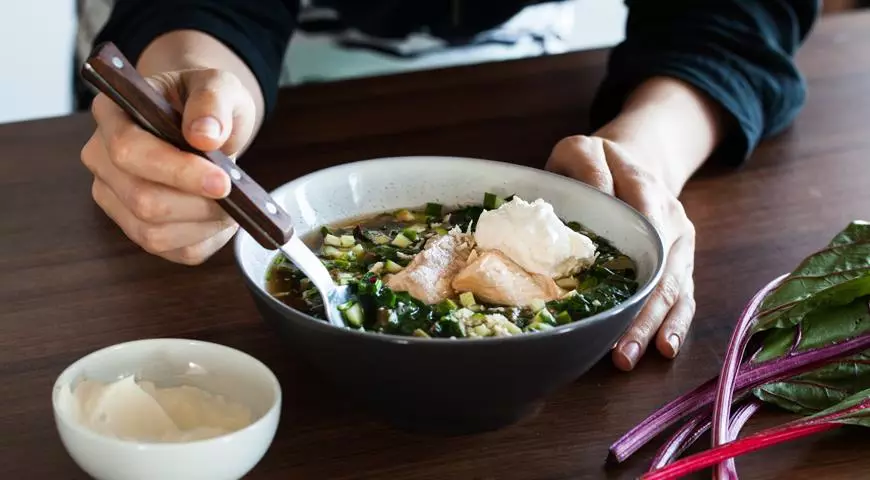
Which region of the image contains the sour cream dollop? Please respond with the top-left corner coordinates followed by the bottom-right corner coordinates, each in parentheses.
top-left (473, 196), bottom-right (596, 278)
top-left (57, 375), bottom-right (253, 442)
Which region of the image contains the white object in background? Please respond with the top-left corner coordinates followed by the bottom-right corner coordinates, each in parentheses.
top-left (0, 0), bottom-right (77, 124)
top-left (280, 0), bottom-right (628, 86)
top-left (52, 338), bottom-right (282, 480)
top-left (568, 0), bottom-right (627, 50)
top-left (280, 1), bottom-right (579, 86)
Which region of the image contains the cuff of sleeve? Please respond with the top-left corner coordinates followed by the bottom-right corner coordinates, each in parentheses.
top-left (95, 8), bottom-right (280, 117)
top-left (590, 49), bottom-right (765, 166)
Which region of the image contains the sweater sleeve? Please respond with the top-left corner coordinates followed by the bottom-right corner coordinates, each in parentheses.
top-left (590, 0), bottom-right (820, 164)
top-left (94, 0), bottom-right (299, 117)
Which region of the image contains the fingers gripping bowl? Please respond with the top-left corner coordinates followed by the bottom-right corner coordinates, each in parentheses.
top-left (234, 157), bottom-right (665, 432)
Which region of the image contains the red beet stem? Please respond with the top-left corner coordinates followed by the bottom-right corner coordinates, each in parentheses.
top-left (643, 397), bottom-right (870, 480)
top-left (728, 400), bottom-right (762, 441)
top-left (640, 423), bottom-right (839, 480)
top-left (608, 332), bottom-right (870, 463)
top-left (711, 274), bottom-right (787, 479)
top-left (650, 411), bottom-right (711, 470)
top-left (650, 399), bottom-right (762, 470)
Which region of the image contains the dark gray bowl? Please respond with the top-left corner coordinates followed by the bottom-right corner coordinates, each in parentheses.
top-left (234, 157), bottom-right (664, 433)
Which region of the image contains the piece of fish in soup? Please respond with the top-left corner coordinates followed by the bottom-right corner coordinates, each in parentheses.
top-left (451, 250), bottom-right (564, 307)
top-left (386, 229), bottom-right (474, 304)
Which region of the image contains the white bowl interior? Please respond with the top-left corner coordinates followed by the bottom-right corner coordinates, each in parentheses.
top-left (237, 156), bottom-right (663, 313)
top-left (51, 339), bottom-right (282, 480)
top-left (53, 339), bottom-right (280, 430)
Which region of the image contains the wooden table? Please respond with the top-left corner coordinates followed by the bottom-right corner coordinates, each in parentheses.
top-left (2, 11), bottom-right (869, 480)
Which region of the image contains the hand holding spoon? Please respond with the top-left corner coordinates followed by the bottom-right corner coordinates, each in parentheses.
top-left (81, 42), bottom-right (351, 328)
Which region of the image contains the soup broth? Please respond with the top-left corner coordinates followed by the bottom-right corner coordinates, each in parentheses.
top-left (265, 193), bottom-right (638, 338)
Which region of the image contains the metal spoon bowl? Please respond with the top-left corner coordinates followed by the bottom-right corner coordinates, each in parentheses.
top-left (281, 236), bottom-right (352, 327)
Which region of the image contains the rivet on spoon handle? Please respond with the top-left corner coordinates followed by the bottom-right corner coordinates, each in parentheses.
top-left (80, 41), bottom-right (294, 249)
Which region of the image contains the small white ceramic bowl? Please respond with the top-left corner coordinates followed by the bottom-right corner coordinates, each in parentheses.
top-left (51, 338), bottom-right (282, 480)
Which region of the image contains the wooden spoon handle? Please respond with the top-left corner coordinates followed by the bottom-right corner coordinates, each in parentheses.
top-left (81, 41), bottom-right (293, 249)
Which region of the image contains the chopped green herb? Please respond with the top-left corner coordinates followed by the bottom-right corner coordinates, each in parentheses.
top-left (265, 194), bottom-right (638, 338)
top-left (425, 202), bottom-right (443, 217)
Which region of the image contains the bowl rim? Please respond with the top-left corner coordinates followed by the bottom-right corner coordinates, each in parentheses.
top-left (233, 155), bottom-right (666, 345)
top-left (51, 338), bottom-right (282, 448)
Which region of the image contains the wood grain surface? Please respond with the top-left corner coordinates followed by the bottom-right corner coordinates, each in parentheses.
top-left (1, 11), bottom-right (869, 480)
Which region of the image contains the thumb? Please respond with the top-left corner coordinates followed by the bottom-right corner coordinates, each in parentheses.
top-left (546, 135), bottom-right (615, 196)
top-left (179, 69), bottom-right (256, 155)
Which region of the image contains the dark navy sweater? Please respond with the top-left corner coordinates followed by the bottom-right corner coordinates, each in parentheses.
top-left (93, 0), bottom-right (820, 161)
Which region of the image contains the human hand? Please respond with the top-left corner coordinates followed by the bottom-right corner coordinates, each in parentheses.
top-left (546, 135), bottom-right (697, 371)
top-left (81, 68), bottom-right (257, 265)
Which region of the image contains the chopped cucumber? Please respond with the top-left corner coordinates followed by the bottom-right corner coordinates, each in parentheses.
top-left (339, 235), bottom-right (356, 247)
top-left (472, 324), bottom-right (491, 337)
top-left (555, 311), bottom-right (572, 325)
top-left (371, 231), bottom-right (391, 245)
top-left (459, 292), bottom-right (476, 307)
top-left (483, 192), bottom-right (505, 210)
top-left (526, 322), bottom-right (555, 333)
top-left (385, 260), bottom-right (403, 273)
top-left (435, 298), bottom-right (459, 315)
top-left (561, 289), bottom-right (580, 300)
top-left (408, 223), bottom-right (428, 233)
top-left (322, 245), bottom-right (343, 258)
top-left (391, 233), bottom-right (413, 248)
top-left (506, 323), bottom-right (523, 335)
top-left (336, 272), bottom-right (356, 285)
top-left (412, 329), bottom-right (431, 338)
top-left (529, 298), bottom-right (546, 313)
top-left (350, 244), bottom-right (365, 257)
top-left (425, 202), bottom-right (443, 217)
top-left (401, 228), bottom-right (418, 241)
top-left (394, 209), bottom-right (416, 222)
top-left (323, 233), bottom-right (342, 247)
top-left (533, 308), bottom-right (557, 326)
top-left (320, 226), bottom-right (333, 236)
top-left (556, 276), bottom-right (579, 289)
top-left (337, 300), bottom-right (355, 311)
top-left (342, 302), bottom-right (365, 328)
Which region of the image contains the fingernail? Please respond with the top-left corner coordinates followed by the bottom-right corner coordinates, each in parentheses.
top-left (203, 172), bottom-right (229, 197)
top-left (190, 116), bottom-right (222, 140)
top-left (618, 341), bottom-right (640, 370)
top-left (667, 334), bottom-right (682, 358)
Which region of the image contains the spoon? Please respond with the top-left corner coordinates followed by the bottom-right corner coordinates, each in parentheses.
top-left (81, 42), bottom-right (351, 328)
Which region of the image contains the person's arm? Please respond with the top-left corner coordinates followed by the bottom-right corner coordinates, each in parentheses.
top-left (594, 76), bottom-right (729, 196)
top-left (548, 1), bottom-right (819, 371)
top-left (591, 0), bottom-right (820, 188)
top-left (93, 0), bottom-right (300, 131)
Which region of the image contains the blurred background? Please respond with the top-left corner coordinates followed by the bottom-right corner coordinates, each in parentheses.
top-left (0, 0), bottom-right (865, 125)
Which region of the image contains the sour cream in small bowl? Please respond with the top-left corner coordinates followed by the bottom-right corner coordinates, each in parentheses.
top-left (51, 338), bottom-right (282, 480)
